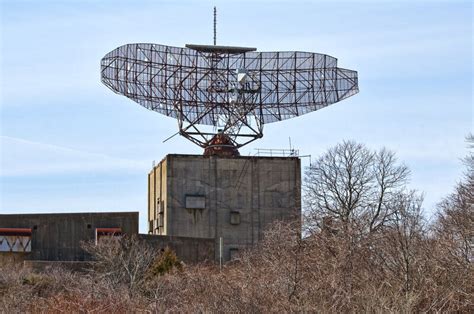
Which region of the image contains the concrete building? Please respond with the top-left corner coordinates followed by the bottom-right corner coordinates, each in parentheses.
top-left (1, 154), bottom-right (301, 265)
top-left (148, 154), bottom-right (301, 261)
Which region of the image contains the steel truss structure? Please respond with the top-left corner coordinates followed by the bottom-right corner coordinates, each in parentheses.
top-left (101, 43), bottom-right (358, 153)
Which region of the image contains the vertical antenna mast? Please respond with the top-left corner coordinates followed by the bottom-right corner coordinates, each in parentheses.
top-left (213, 7), bottom-right (217, 45)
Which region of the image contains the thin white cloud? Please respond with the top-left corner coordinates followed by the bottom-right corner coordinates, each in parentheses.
top-left (0, 136), bottom-right (149, 176)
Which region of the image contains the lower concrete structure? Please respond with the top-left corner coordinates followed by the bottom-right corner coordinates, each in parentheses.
top-left (0, 212), bottom-right (214, 265)
top-left (148, 154), bottom-right (301, 261)
top-left (0, 212), bottom-right (138, 262)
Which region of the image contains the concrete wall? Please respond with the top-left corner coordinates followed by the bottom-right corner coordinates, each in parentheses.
top-left (138, 234), bottom-right (214, 263)
top-left (148, 156), bottom-right (168, 235)
top-left (148, 154), bottom-right (301, 261)
top-left (0, 212), bottom-right (138, 261)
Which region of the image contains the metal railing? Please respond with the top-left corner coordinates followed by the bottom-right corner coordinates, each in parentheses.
top-left (254, 148), bottom-right (299, 157)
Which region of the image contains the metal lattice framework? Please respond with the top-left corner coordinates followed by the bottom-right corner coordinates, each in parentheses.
top-left (101, 43), bottom-right (358, 152)
top-left (0, 228), bottom-right (32, 252)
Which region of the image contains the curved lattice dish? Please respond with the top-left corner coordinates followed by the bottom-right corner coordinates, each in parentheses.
top-left (101, 43), bottom-right (358, 154)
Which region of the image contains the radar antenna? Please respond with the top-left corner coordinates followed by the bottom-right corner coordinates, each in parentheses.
top-left (100, 13), bottom-right (359, 156)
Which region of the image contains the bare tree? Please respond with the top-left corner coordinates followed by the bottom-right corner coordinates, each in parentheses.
top-left (371, 191), bottom-right (427, 311)
top-left (463, 133), bottom-right (474, 199)
top-left (434, 134), bottom-right (473, 265)
top-left (304, 140), bottom-right (410, 236)
top-left (302, 141), bottom-right (415, 310)
top-left (423, 134), bottom-right (474, 311)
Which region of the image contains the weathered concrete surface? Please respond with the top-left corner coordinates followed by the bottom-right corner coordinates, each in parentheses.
top-left (139, 234), bottom-right (214, 263)
top-left (148, 154), bottom-right (301, 261)
top-left (0, 212), bottom-right (138, 261)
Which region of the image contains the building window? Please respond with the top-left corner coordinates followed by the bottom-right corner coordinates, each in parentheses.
top-left (230, 211), bottom-right (241, 225)
top-left (95, 228), bottom-right (122, 245)
top-left (0, 228), bottom-right (32, 252)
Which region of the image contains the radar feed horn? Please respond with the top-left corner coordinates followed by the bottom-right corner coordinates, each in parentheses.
top-left (100, 41), bottom-right (358, 156)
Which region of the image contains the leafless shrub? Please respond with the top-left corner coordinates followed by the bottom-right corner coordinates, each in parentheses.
top-left (81, 235), bottom-right (158, 295)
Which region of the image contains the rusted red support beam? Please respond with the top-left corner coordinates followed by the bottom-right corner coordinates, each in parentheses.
top-left (0, 228), bottom-right (32, 236)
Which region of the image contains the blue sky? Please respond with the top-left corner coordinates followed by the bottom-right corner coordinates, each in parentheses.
top-left (1, 0), bottom-right (472, 232)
